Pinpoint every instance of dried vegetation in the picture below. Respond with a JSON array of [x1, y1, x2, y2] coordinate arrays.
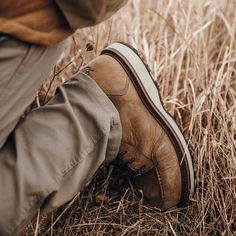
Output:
[[25, 0, 236, 235]]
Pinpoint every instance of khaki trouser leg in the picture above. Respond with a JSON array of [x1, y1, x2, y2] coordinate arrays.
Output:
[[0, 37, 66, 147], [0, 38, 122, 235]]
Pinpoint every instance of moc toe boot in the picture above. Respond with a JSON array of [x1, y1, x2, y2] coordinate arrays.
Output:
[[81, 42, 195, 210]]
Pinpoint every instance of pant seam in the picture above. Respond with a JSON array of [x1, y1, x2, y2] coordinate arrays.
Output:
[[56, 132, 108, 185]]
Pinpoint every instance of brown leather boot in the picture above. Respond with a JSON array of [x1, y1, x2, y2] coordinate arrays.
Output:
[[81, 42, 194, 210]]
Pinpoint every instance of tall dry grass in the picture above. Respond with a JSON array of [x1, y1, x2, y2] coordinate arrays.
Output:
[[25, 0, 236, 235]]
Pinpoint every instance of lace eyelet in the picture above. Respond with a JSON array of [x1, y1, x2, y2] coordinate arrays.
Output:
[[130, 156, 136, 163], [139, 166, 146, 175], [118, 150, 127, 158]]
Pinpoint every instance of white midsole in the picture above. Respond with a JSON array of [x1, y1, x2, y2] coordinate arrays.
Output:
[[103, 42, 195, 197]]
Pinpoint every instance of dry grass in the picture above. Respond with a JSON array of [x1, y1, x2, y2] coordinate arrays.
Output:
[[25, 0, 236, 235]]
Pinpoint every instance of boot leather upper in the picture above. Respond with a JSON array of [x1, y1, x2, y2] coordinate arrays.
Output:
[[81, 55, 182, 210]]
